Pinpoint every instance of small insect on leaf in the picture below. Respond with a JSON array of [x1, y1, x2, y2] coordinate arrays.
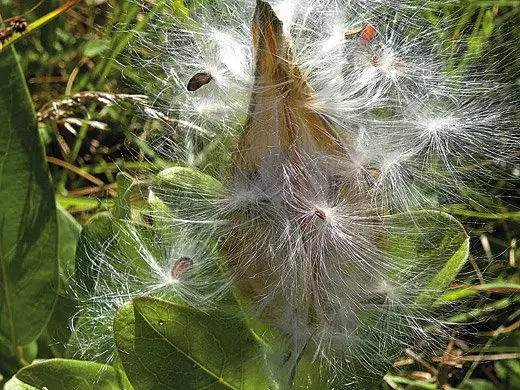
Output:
[[187, 72, 213, 92], [11, 18, 28, 33]]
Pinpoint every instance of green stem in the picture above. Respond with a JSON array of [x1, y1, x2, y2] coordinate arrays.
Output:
[[442, 208, 520, 221], [459, 308, 520, 388], [447, 295, 520, 323]]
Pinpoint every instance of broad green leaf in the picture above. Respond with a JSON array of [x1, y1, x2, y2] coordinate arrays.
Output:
[[68, 212, 164, 361], [57, 206, 82, 287], [461, 379, 497, 390], [193, 132, 238, 180], [43, 207, 81, 357], [113, 172, 135, 220], [71, 190, 230, 362], [152, 166, 221, 217], [292, 355, 332, 389], [147, 191, 177, 241], [42, 294, 77, 359], [154, 166, 221, 197], [386, 210, 469, 304], [74, 213, 114, 291], [150, 167, 216, 244], [3, 376, 37, 390], [74, 213, 163, 293], [4, 359, 132, 390], [114, 297, 273, 390], [0, 47, 58, 353]]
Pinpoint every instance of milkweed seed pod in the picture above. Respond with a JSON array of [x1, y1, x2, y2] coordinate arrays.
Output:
[[222, 0, 387, 363], [78, 0, 518, 387]]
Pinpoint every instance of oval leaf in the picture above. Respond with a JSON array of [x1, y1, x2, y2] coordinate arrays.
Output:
[[386, 210, 469, 304], [57, 206, 82, 288], [114, 297, 273, 389], [152, 166, 221, 217], [0, 47, 58, 352], [4, 359, 132, 390], [68, 212, 162, 361], [42, 207, 81, 357]]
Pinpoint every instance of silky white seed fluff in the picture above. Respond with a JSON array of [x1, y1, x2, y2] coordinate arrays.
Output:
[[75, 0, 519, 386]]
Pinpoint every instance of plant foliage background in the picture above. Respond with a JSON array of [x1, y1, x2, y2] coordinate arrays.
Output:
[[0, 0, 519, 389]]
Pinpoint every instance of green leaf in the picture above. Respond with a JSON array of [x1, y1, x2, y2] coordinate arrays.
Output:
[[193, 132, 238, 180], [57, 206, 82, 287], [3, 376, 37, 389], [292, 355, 332, 389], [386, 210, 469, 305], [152, 166, 221, 217], [332, 210, 469, 389], [68, 212, 163, 361], [0, 47, 58, 354], [4, 359, 132, 390], [113, 172, 137, 220], [461, 379, 497, 390], [74, 213, 162, 293], [42, 294, 77, 359], [114, 297, 273, 389], [42, 207, 81, 357], [83, 40, 110, 58]]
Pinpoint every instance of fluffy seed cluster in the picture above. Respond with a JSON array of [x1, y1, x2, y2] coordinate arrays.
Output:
[[137, 0, 517, 206], [76, 0, 518, 386], [70, 215, 228, 363]]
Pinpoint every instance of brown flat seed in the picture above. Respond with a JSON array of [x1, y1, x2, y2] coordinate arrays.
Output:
[[171, 257, 193, 280], [187, 72, 213, 91], [314, 208, 327, 220]]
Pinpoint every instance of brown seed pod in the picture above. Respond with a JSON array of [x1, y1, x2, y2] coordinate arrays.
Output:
[[187, 72, 213, 91]]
